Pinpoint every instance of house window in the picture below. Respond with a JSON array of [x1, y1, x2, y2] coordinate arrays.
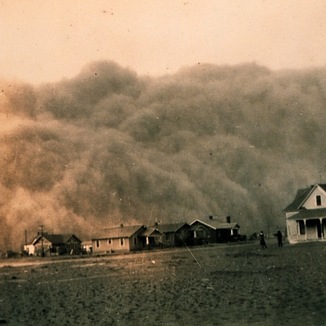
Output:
[[316, 195, 322, 206], [121, 238, 124, 246], [298, 220, 305, 235], [107, 239, 111, 244], [96, 240, 100, 248]]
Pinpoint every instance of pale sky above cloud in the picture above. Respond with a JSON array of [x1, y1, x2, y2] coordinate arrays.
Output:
[[1, 0, 326, 84]]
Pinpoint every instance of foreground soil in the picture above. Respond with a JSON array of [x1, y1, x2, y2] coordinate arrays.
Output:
[[0, 240, 325, 326]]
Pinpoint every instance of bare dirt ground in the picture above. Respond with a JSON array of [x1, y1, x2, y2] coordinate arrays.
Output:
[[0, 240, 325, 326]]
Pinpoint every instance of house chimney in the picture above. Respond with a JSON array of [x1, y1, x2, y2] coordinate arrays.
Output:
[[226, 216, 231, 223]]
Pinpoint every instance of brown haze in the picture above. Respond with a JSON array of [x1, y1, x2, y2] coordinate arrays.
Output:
[[1, 61, 325, 250]]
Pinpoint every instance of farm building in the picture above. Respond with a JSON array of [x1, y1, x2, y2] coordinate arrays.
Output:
[[285, 183, 326, 244], [33, 233, 82, 256], [156, 223, 190, 247], [91, 224, 146, 253], [140, 227, 162, 248], [188, 216, 240, 245]]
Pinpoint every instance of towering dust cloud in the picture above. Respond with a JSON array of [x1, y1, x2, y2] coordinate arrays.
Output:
[[1, 61, 326, 250]]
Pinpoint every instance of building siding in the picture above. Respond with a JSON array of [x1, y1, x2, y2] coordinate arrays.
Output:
[[301, 186, 326, 209]]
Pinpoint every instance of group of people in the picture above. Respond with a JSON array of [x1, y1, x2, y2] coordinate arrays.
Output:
[[259, 230, 283, 249]]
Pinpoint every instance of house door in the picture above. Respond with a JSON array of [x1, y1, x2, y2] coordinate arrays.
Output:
[[306, 219, 320, 240]]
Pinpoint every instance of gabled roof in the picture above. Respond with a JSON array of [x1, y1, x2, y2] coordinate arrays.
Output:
[[190, 219, 216, 229], [284, 184, 326, 212], [190, 219, 239, 230], [287, 208, 326, 220], [44, 234, 66, 244], [319, 184, 326, 192], [213, 222, 240, 229], [156, 223, 189, 233], [33, 233, 81, 245], [140, 227, 162, 237], [92, 225, 145, 240], [64, 234, 82, 243]]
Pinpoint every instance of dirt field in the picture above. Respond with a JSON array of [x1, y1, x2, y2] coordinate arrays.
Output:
[[0, 240, 325, 326]]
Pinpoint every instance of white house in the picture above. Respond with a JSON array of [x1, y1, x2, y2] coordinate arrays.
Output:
[[285, 183, 326, 244]]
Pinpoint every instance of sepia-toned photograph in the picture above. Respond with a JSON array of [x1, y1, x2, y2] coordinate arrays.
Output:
[[0, 1, 325, 325]]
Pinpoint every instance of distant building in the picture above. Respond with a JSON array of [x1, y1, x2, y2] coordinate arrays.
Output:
[[188, 215, 240, 245], [285, 183, 326, 244], [33, 233, 82, 256], [156, 223, 190, 247], [92, 224, 146, 253], [140, 227, 162, 248]]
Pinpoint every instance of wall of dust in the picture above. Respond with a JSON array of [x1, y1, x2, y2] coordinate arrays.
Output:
[[1, 61, 326, 250]]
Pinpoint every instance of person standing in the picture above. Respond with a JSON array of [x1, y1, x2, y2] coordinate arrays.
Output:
[[276, 230, 283, 247], [259, 231, 267, 249]]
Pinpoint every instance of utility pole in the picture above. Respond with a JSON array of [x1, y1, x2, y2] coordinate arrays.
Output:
[[40, 224, 45, 257]]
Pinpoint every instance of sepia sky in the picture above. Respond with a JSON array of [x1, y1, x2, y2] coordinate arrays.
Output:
[[1, 0, 326, 84]]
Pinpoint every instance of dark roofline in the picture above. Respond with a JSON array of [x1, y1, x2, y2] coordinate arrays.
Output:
[[287, 207, 326, 220], [190, 219, 216, 229], [284, 185, 315, 212], [32, 233, 81, 245], [156, 222, 189, 233], [284, 183, 326, 212], [91, 225, 145, 240]]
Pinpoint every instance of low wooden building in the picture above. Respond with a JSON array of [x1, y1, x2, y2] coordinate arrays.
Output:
[[188, 216, 240, 245], [285, 183, 326, 244], [156, 223, 190, 247], [140, 227, 162, 248], [92, 225, 146, 253]]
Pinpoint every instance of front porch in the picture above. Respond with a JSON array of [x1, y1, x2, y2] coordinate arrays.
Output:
[[288, 217, 326, 244]]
